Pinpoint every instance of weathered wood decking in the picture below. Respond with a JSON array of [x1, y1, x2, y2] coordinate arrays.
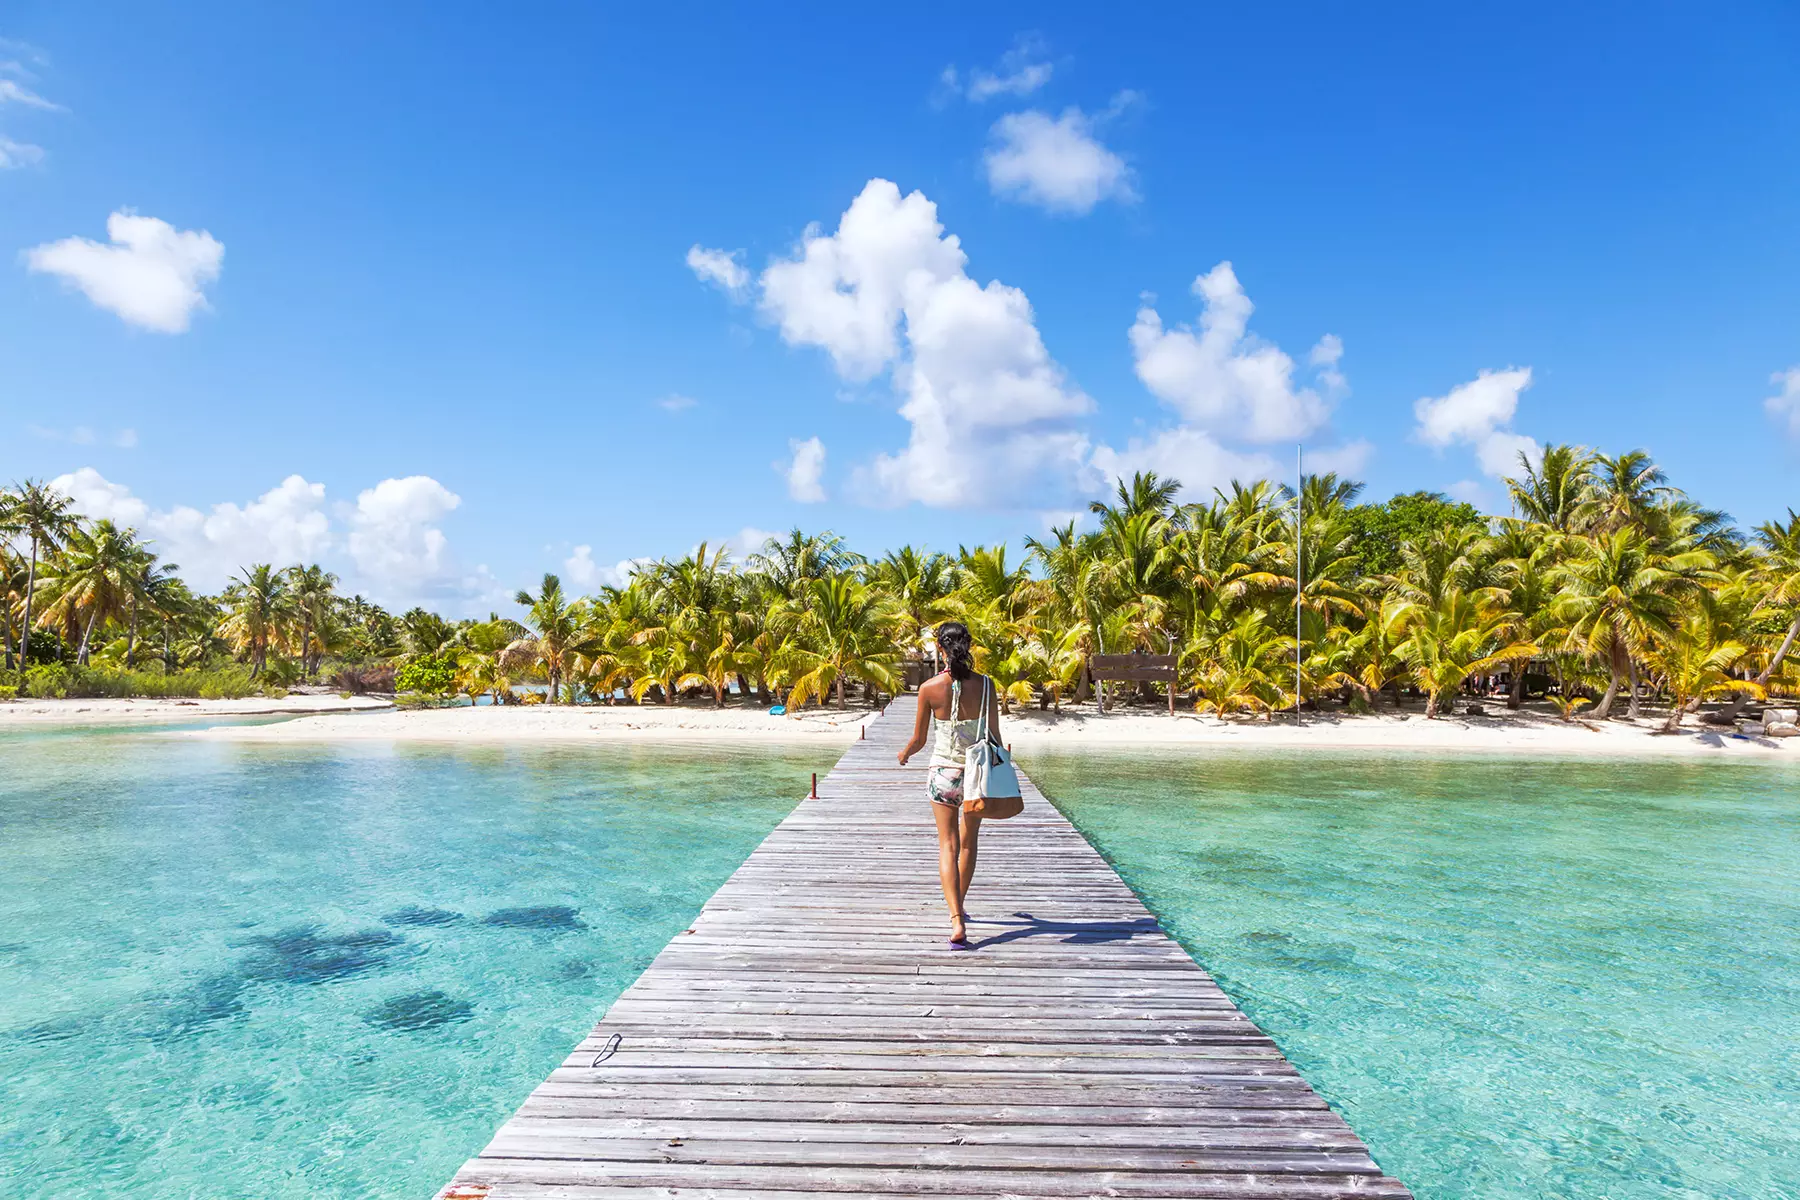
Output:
[[437, 696, 1410, 1200]]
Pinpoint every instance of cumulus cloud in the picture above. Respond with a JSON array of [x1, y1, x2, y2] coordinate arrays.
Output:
[[782, 436, 827, 502], [941, 37, 1054, 102], [25, 211, 224, 333], [564, 544, 649, 591], [347, 476, 460, 586], [45, 468, 495, 611], [985, 106, 1133, 215], [1412, 367, 1541, 478], [1766, 367, 1800, 440], [756, 179, 1092, 508], [0, 135, 43, 168], [686, 244, 749, 297], [1129, 262, 1341, 443]]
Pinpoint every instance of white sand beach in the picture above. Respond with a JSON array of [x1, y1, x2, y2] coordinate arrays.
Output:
[[163, 697, 1798, 759], [184, 702, 878, 744], [0, 693, 393, 727], [1000, 705, 1796, 760]]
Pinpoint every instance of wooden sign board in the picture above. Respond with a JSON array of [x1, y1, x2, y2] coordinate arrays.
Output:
[[1090, 653, 1177, 682], [1090, 653, 1179, 715]]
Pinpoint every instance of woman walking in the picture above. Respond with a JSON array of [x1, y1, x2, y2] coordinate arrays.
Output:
[[897, 621, 1001, 947]]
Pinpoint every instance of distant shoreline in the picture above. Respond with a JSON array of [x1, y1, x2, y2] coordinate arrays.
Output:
[[142, 697, 1800, 759], [0, 694, 392, 727]]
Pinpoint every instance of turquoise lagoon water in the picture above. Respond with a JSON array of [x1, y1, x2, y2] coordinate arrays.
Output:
[[0, 724, 828, 1198], [1025, 749, 1800, 1200]]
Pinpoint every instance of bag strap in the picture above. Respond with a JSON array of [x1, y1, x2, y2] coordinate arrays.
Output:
[[977, 676, 991, 744], [949, 675, 960, 728]]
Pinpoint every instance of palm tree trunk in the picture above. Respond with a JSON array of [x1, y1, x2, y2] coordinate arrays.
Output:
[[1627, 659, 1642, 721], [1719, 615, 1800, 722], [1592, 634, 1627, 719], [1424, 689, 1441, 718], [127, 596, 139, 668], [19, 541, 38, 666], [77, 609, 98, 664], [715, 680, 726, 707], [835, 675, 846, 710], [1508, 664, 1527, 710]]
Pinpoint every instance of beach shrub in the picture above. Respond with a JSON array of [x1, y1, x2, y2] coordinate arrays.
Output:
[[11, 664, 261, 700], [0, 685, 17, 701], [395, 652, 458, 695], [332, 663, 397, 694]]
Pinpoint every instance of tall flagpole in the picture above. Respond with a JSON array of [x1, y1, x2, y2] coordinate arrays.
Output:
[[1295, 444, 1303, 720]]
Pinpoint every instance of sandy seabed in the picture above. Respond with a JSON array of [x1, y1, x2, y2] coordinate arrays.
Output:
[[142, 698, 1800, 760]]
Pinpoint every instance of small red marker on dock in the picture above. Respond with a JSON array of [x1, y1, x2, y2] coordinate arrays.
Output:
[[809, 772, 818, 799]]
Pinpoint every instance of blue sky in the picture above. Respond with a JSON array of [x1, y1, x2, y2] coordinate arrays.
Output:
[[3, 4, 1799, 613]]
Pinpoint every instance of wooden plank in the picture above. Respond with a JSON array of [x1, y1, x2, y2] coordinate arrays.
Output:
[[434, 696, 1410, 1200]]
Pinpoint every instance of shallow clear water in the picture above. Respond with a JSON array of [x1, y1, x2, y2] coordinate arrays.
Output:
[[0, 724, 827, 1199], [1025, 748, 1800, 1200]]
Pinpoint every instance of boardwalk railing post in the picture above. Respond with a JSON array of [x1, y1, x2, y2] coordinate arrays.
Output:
[[809, 771, 817, 799]]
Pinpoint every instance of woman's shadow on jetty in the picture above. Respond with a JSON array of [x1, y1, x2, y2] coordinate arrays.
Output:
[[964, 911, 1158, 951]]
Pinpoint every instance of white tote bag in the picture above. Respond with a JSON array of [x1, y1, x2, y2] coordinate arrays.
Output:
[[963, 677, 1022, 817]]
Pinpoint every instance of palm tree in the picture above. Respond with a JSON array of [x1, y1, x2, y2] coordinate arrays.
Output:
[[785, 574, 901, 709], [1644, 615, 1761, 732], [217, 563, 294, 676], [456, 617, 526, 704], [1505, 444, 1595, 531], [1550, 528, 1713, 719], [4, 480, 82, 666], [1393, 589, 1537, 718], [508, 573, 595, 704], [125, 551, 180, 668], [1715, 510, 1800, 722], [35, 519, 145, 664], [1188, 611, 1293, 720], [287, 565, 340, 679]]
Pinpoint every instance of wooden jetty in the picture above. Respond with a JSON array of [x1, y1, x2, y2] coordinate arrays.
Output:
[[436, 695, 1410, 1199]]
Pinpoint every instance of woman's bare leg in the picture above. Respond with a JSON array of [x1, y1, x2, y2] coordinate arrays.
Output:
[[957, 811, 982, 916], [931, 800, 967, 942]]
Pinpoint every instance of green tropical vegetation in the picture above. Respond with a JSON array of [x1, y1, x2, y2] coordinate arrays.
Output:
[[3, 446, 1796, 727]]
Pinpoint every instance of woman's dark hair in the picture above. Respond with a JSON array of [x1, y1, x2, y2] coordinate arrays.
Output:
[[934, 621, 975, 682]]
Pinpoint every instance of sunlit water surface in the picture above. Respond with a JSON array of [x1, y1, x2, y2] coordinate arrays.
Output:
[[0, 724, 828, 1198], [1024, 748, 1800, 1200]]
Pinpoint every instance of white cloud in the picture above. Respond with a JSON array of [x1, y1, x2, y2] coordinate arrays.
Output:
[[1129, 262, 1341, 442], [1090, 429, 1280, 501], [25, 211, 224, 333], [783, 436, 827, 502], [942, 38, 1054, 102], [657, 393, 697, 412], [0, 135, 42, 168], [726, 526, 778, 560], [985, 107, 1133, 215], [755, 179, 1092, 508], [0, 78, 60, 110], [46, 468, 496, 611], [347, 476, 459, 587], [1412, 367, 1541, 478], [686, 244, 749, 297], [1447, 479, 1488, 506], [1766, 367, 1800, 440], [564, 545, 649, 591], [1303, 438, 1375, 479], [114, 428, 138, 448]]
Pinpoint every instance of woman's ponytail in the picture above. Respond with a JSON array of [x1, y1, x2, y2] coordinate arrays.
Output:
[[934, 621, 975, 682]]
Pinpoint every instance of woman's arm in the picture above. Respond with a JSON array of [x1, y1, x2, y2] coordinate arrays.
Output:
[[898, 682, 934, 765]]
